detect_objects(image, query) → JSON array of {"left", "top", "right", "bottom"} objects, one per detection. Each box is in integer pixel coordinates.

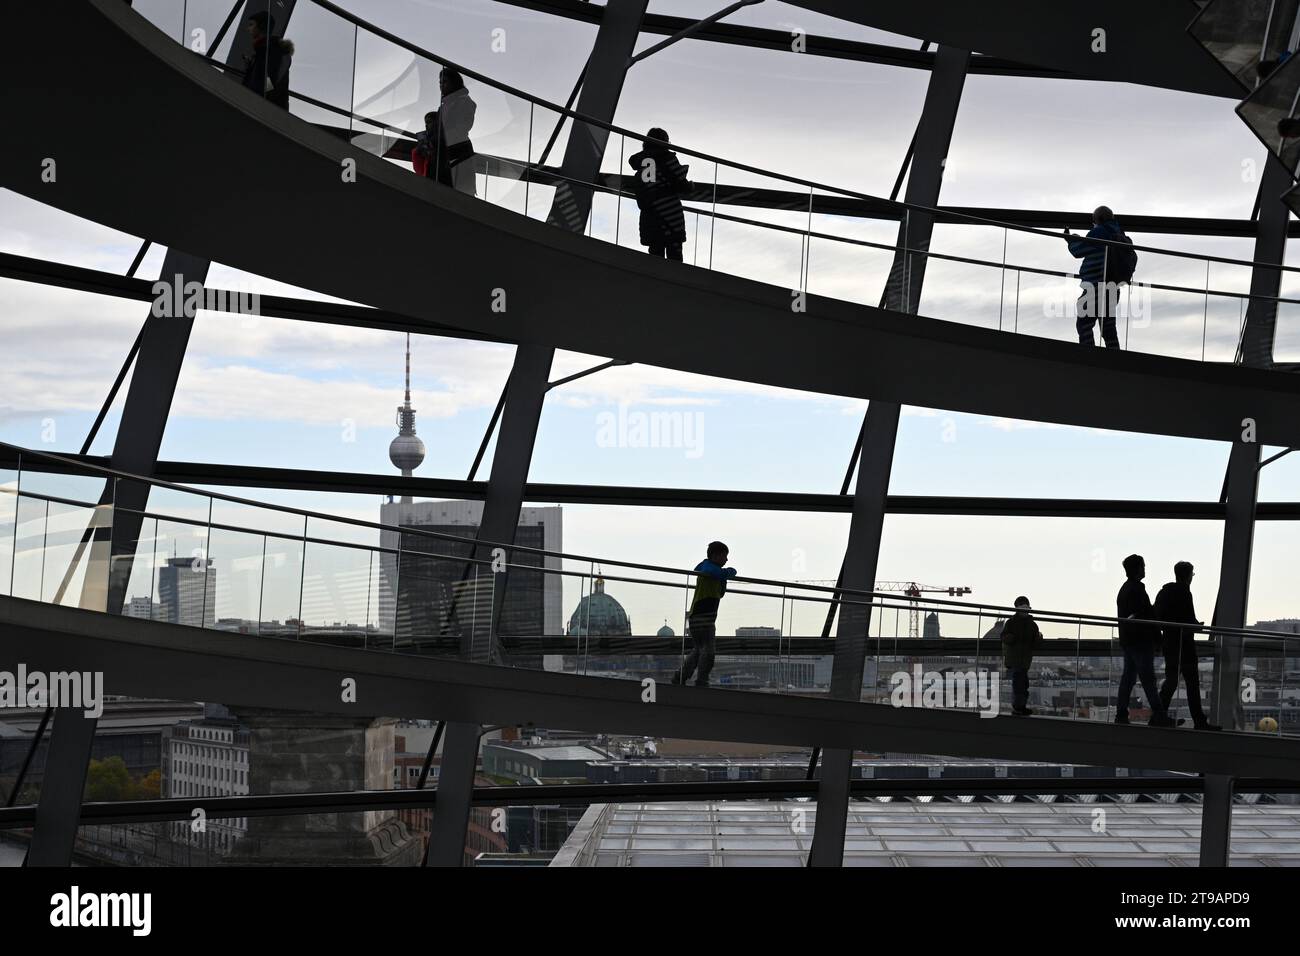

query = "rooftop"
[{"left": 552, "top": 801, "right": 1300, "bottom": 867}]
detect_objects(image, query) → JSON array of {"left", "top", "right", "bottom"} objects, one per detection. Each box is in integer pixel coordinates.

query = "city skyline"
[{"left": 4, "top": 0, "right": 1300, "bottom": 888}]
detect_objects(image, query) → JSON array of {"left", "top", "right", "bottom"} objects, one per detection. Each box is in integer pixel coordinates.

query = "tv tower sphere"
[{"left": 389, "top": 333, "right": 426, "bottom": 476}]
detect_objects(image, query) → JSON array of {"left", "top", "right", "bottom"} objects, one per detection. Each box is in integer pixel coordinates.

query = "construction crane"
[
  {"left": 800, "top": 580, "right": 972, "bottom": 639},
  {"left": 876, "top": 582, "right": 973, "bottom": 639}
]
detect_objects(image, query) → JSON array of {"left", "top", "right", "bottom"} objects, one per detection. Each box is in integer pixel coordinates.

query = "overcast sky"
[{"left": 3, "top": 0, "right": 1300, "bottom": 635}]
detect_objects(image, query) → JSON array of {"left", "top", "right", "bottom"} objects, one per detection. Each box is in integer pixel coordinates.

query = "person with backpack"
[
  {"left": 628, "top": 128, "right": 691, "bottom": 261},
  {"left": 1064, "top": 206, "right": 1136, "bottom": 349}
]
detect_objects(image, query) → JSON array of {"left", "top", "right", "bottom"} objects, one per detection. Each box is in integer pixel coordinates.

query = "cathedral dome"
[{"left": 568, "top": 576, "right": 631, "bottom": 637}]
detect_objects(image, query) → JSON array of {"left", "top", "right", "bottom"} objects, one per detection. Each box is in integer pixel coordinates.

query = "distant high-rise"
[
  {"left": 378, "top": 500, "right": 563, "bottom": 648},
  {"left": 157, "top": 557, "right": 215, "bottom": 629},
  {"left": 922, "top": 612, "right": 941, "bottom": 640}
]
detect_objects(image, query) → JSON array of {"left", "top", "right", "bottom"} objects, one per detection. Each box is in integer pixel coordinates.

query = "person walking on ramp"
[{"left": 674, "top": 541, "right": 736, "bottom": 687}]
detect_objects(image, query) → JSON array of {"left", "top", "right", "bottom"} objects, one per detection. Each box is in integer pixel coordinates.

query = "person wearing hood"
[
  {"left": 241, "top": 11, "right": 294, "bottom": 110},
  {"left": 1064, "top": 206, "right": 1135, "bottom": 349},
  {"left": 437, "top": 68, "right": 477, "bottom": 195},
  {"left": 628, "top": 128, "right": 691, "bottom": 261}
]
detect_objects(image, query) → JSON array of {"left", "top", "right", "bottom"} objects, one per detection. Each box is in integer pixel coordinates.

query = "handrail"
[
  {"left": 528, "top": 163, "right": 1299, "bottom": 309},
  {"left": 298, "top": 0, "right": 1300, "bottom": 275},
  {"left": 156, "top": 0, "right": 1292, "bottom": 366},
  {"left": 7, "top": 439, "right": 1300, "bottom": 644}
]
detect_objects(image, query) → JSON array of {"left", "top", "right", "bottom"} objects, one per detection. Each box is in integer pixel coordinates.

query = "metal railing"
[{"left": 2, "top": 440, "right": 1296, "bottom": 734}]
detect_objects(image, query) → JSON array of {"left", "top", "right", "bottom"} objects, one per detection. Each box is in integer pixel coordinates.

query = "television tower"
[{"left": 388, "top": 333, "right": 425, "bottom": 503}]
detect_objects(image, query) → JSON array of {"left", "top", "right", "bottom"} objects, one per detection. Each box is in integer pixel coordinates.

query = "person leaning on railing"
[
  {"left": 1063, "top": 206, "right": 1137, "bottom": 350},
  {"left": 673, "top": 541, "right": 736, "bottom": 688},
  {"left": 628, "top": 128, "right": 691, "bottom": 261}
]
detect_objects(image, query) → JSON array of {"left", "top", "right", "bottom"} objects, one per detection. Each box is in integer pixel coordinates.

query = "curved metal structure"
[
  {"left": 789, "top": 0, "right": 1242, "bottom": 98},
  {"left": 2, "top": 0, "right": 1297, "bottom": 871},
  {"left": 2, "top": 1, "right": 1298, "bottom": 447}
]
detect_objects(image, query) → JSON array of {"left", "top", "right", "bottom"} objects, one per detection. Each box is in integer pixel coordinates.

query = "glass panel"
[
  {"left": 141, "top": 518, "right": 216, "bottom": 628},
  {"left": 260, "top": 531, "right": 308, "bottom": 636},
  {"left": 806, "top": 214, "right": 899, "bottom": 308},
  {"left": 181, "top": 0, "right": 244, "bottom": 63},
  {"left": 0, "top": 462, "right": 18, "bottom": 598},
  {"left": 12, "top": 467, "right": 104, "bottom": 509},
  {"left": 281, "top": 1, "right": 360, "bottom": 130},
  {"left": 40, "top": 499, "right": 112, "bottom": 610},
  {"left": 207, "top": 526, "right": 267, "bottom": 633},
  {"left": 118, "top": 516, "right": 161, "bottom": 620},
  {"left": 392, "top": 547, "right": 467, "bottom": 657},
  {"left": 523, "top": 102, "right": 569, "bottom": 222},
  {"left": 10, "top": 495, "right": 48, "bottom": 602},
  {"left": 350, "top": 27, "right": 434, "bottom": 160},
  {"left": 300, "top": 540, "right": 378, "bottom": 649}
]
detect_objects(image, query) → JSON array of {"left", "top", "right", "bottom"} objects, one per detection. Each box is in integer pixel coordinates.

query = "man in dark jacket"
[
  {"left": 1000, "top": 596, "right": 1042, "bottom": 716},
  {"left": 1115, "top": 554, "right": 1177, "bottom": 726},
  {"left": 628, "top": 128, "right": 690, "bottom": 261},
  {"left": 242, "top": 12, "right": 294, "bottom": 109},
  {"left": 1065, "top": 206, "right": 1126, "bottom": 349},
  {"left": 1153, "top": 561, "right": 1221, "bottom": 731}
]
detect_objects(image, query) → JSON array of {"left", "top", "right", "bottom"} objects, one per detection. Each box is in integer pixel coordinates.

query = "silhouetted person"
[
  {"left": 674, "top": 541, "right": 736, "bottom": 687},
  {"left": 1115, "top": 554, "right": 1176, "bottom": 727},
  {"left": 438, "top": 68, "right": 477, "bottom": 195},
  {"left": 1064, "top": 206, "right": 1136, "bottom": 349},
  {"left": 1154, "top": 561, "right": 1221, "bottom": 731},
  {"left": 411, "top": 111, "right": 449, "bottom": 182},
  {"left": 241, "top": 11, "right": 293, "bottom": 109},
  {"left": 629, "top": 128, "right": 690, "bottom": 261},
  {"left": 1000, "top": 596, "right": 1043, "bottom": 716}
]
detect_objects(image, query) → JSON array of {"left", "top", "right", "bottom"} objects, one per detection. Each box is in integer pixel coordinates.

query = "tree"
[
  {"left": 84, "top": 756, "right": 132, "bottom": 802},
  {"left": 133, "top": 769, "right": 161, "bottom": 800}
]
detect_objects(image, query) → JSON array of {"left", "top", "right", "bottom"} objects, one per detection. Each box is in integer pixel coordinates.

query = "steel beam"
[
  {"left": 1238, "top": 153, "right": 1291, "bottom": 367},
  {"left": 1207, "top": 148, "right": 1286, "bottom": 730},
  {"left": 1199, "top": 774, "right": 1235, "bottom": 866},
  {"left": 424, "top": 721, "right": 482, "bottom": 867},
  {"left": 1210, "top": 438, "right": 1262, "bottom": 731},
  {"left": 429, "top": 0, "right": 649, "bottom": 867},
  {"left": 811, "top": 45, "right": 969, "bottom": 868},
  {"left": 24, "top": 709, "right": 97, "bottom": 866},
  {"left": 9, "top": 596, "right": 1300, "bottom": 779}
]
